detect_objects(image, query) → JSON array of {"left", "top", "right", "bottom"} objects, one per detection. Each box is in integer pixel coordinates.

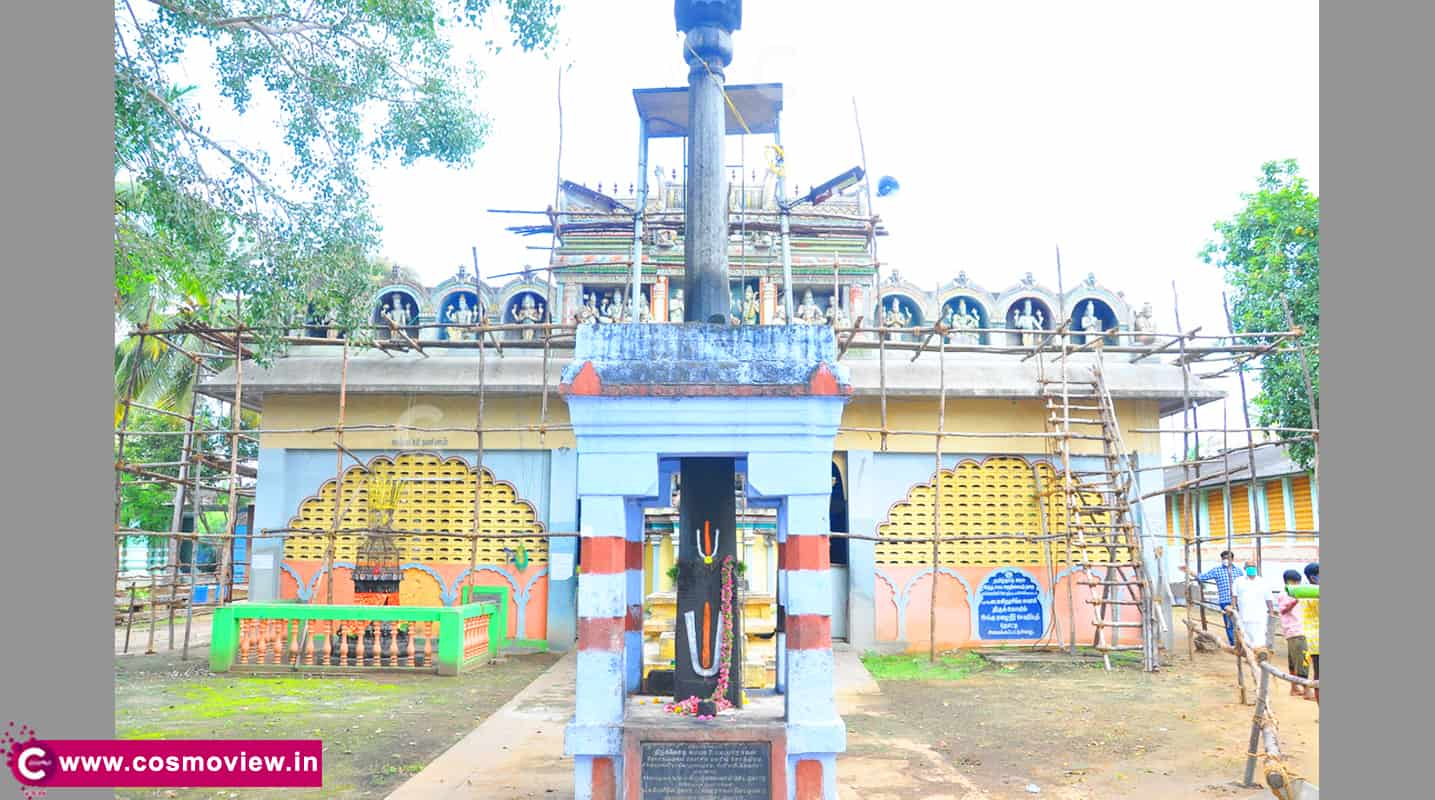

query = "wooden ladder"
[{"left": 1039, "top": 358, "right": 1159, "bottom": 671}]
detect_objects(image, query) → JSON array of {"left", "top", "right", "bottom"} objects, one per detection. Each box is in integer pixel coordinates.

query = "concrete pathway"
[
  {"left": 388, "top": 650, "right": 578, "bottom": 799},
  {"left": 390, "top": 646, "right": 883, "bottom": 799}
]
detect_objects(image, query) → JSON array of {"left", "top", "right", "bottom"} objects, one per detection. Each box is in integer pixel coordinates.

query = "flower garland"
[{"left": 665, "top": 555, "right": 736, "bottom": 720}]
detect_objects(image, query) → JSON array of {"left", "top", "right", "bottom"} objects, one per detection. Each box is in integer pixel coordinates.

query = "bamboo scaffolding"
[
  {"left": 928, "top": 319, "right": 946, "bottom": 663},
  {"left": 325, "top": 339, "right": 350, "bottom": 605},
  {"left": 112, "top": 288, "right": 1317, "bottom": 682}
]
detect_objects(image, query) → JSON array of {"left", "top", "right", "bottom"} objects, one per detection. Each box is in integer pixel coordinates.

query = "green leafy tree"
[
  {"left": 114, "top": 0, "right": 561, "bottom": 360},
  {"left": 1201, "top": 160, "right": 1319, "bottom": 469},
  {"left": 118, "top": 406, "right": 260, "bottom": 534}
]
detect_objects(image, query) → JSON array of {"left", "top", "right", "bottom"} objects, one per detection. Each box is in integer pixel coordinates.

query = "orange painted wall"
[
  {"left": 873, "top": 565, "right": 1142, "bottom": 651},
  {"left": 280, "top": 560, "right": 547, "bottom": 641}
]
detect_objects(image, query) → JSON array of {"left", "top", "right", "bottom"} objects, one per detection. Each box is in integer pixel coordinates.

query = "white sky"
[{"left": 177, "top": 0, "right": 1320, "bottom": 462}]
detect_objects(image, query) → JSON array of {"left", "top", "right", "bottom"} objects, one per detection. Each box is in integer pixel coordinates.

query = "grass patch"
[
  {"left": 861, "top": 651, "right": 987, "bottom": 681},
  {"left": 171, "top": 677, "right": 403, "bottom": 720}
]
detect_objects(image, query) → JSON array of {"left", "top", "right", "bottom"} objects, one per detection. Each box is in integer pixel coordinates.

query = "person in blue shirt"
[{"left": 1180, "top": 549, "right": 1240, "bottom": 646}]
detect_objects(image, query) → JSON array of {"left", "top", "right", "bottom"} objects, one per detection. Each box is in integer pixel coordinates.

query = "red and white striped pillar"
[
  {"left": 780, "top": 493, "right": 845, "bottom": 800},
  {"left": 569, "top": 495, "right": 629, "bottom": 800}
]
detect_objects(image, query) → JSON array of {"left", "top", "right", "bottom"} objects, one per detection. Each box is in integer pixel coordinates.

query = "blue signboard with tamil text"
[{"left": 976, "top": 568, "right": 1044, "bottom": 640}]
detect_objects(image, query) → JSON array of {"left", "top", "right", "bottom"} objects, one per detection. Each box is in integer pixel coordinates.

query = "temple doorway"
[{"left": 830, "top": 460, "right": 850, "bottom": 641}]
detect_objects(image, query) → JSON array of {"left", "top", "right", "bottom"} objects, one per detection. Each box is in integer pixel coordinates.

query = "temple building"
[
  {"left": 1164, "top": 444, "right": 1318, "bottom": 580},
  {"left": 199, "top": 84, "right": 1223, "bottom": 692}
]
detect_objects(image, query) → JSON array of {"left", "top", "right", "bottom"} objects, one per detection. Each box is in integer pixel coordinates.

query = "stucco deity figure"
[
  {"left": 514, "top": 295, "right": 545, "bottom": 340},
  {"left": 948, "top": 298, "right": 981, "bottom": 345},
  {"left": 1080, "top": 301, "right": 1104, "bottom": 341},
  {"left": 825, "top": 296, "right": 849, "bottom": 329},
  {"left": 446, "top": 296, "right": 474, "bottom": 340},
  {"left": 883, "top": 297, "right": 911, "bottom": 330},
  {"left": 772, "top": 294, "right": 788, "bottom": 325},
  {"left": 796, "top": 290, "right": 824, "bottom": 325},
  {"left": 574, "top": 293, "right": 598, "bottom": 325},
  {"left": 741, "top": 285, "right": 759, "bottom": 326},
  {"left": 1012, "top": 299, "right": 1044, "bottom": 346},
  {"left": 668, "top": 289, "right": 685, "bottom": 323},
  {"left": 634, "top": 290, "right": 652, "bottom": 323},
  {"left": 612, "top": 289, "right": 627, "bottom": 323},
  {"left": 1133, "top": 301, "right": 1156, "bottom": 345},
  {"left": 389, "top": 294, "right": 410, "bottom": 330},
  {"left": 598, "top": 292, "right": 617, "bottom": 324}
]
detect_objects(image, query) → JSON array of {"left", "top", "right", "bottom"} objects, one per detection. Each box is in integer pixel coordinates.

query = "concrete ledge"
[
  {"left": 564, "top": 721, "right": 624, "bottom": 756},
  {"left": 560, "top": 323, "right": 853, "bottom": 396},
  {"left": 200, "top": 350, "right": 1220, "bottom": 413},
  {"left": 785, "top": 721, "right": 847, "bottom": 755}
]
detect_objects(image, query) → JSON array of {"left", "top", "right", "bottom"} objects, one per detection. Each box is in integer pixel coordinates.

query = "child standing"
[{"left": 1277, "top": 569, "right": 1308, "bottom": 696}]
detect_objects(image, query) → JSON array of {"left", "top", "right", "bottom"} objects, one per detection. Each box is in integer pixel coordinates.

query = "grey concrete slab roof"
[
  {"left": 199, "top": 348, "right": 1223, "bottom": 416},
  {"left": 1162, "top": 445, "right": 1305, "bottom": 489}
]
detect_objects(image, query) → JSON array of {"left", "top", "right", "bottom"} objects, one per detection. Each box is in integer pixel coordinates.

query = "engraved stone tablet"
[{"left": 639, "top": 740, "right": 771, "bottom": 800}]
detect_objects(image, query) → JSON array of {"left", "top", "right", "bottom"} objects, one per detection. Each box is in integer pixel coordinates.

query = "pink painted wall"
[
  {"left": 874, "top": 565, "right": 1143, "bottom": 651},
  {"left": 280, "top": 559, "right": 548, "bottom": 641}
]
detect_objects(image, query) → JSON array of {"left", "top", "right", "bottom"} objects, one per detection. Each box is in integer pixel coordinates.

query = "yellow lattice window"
[
  {"left": 874, "top": 456, "right": 1126, "bottom": 566},
  {"left": 1166, "top": 497, "right": 1178, "bottom": 548},
  {"left": 1291, "top": 475, "right": 1315, "bottom": 532},
  {"left": 1230, "top": 483, "right": 1253, "bottom": 534},
  {"left": 1206, "top": 489, "right": 1228, "bottom": 538},
  {"left": 282, "top": 452, "right": 548, "bottom": 565},
  {"left": 1264, "top": 481, "right": 1288, "bottom": 531}
]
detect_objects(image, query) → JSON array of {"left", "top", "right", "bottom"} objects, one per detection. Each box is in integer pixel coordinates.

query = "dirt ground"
[
  {"left": 114, "top": 646, "right": 560, "bottom": 800},
  {"left": 840, "top": 622, "right": 1319, "bottom": 798}
]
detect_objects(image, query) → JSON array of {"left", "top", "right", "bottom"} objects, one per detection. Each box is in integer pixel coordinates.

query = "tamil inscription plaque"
[{"left": 640, "top": 740, "right": 771, "bottom": 800}]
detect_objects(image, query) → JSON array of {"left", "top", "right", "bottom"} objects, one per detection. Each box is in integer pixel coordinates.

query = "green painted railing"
[{"left": 211, "top": 598, "right": 503, "bottom": 676}]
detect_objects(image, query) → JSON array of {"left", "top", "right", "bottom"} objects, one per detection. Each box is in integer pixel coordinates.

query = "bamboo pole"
[
  {"left": 1282, "top": 298, "right": 1320, "bottom": 492},
  {"left": 875, "top": 263, "right": 888, "bottom": 452},
  {"left": 326, "top": 339, "right": 350, "bottom": 605},
  {"left": 218, "top": 296, "right": 244, "bottom": 607},
  {"left": 1055, "top": 249, "right": 1078, "bottom": 655},
  {"left": 929, "top": 329, "right": 946, "bottom": 663},
  {"left": 146, "top": 568, "right": 159, "bottom": 655},
  {"left": 468, "top": 319, "right": 488, "bottom": 590},
  {"left": 166, "top": 362, "right": 202, "bottom": 648},
  {"left": 1171, "top": 283, "right": 1207, "bottom": 636},
  {"left": 123, "top": 583, "right": 137, "bottom": 654}
]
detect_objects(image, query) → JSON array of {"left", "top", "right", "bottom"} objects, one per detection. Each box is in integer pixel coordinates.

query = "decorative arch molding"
[
  {"left": 495, "top": 281, "right": 553, "bottom": 337},
  {"left": 449, "top": 564, "right": 520, "bottom": 609},
  {"left": 1065, "top": 274, "right": 1131, "bottom": 328},
  {"left": 372, "top": 283, "right": 428, "bottom": 315},
  {"left": 895, "top": 566, "right": 974, "bottom": 641},
  {"left": 281, "top": 451, "right": 548, "bottom": 566},
  {"left": 874, "top": 290, "right": 927, "bottom": 326}
]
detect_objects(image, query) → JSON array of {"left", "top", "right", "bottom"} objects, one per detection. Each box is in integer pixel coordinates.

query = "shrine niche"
[
  {"left": 1068, "top": 297, "right": 1119, "bottom": 346},
  {"left": 373, "top": 287, "right": 422, "bottom": 341},
  {"left": 876, "top": 292, "right": 924, "bottom": 340},
  {"left": 1003, "top": 296, "right": 1055, "bottom": 346},
  {"left": 436, "top": 288, "right": 482, "bottom": 341},
  {"left": 938, "top": 294, "right": 990, "bottom": 345},
  {"left": 503, "top": 289, "right": 550, "bottom": 341},
  {"left": 1065, "top": 274, "right": 1131, "bottom": 346}
]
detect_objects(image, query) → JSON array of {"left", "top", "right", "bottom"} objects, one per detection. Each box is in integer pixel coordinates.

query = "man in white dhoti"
[{"left": 1231, "top": 561, "right": 1274, "bottom": 649}]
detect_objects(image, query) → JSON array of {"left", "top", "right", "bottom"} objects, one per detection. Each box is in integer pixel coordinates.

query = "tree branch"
[
  {"left": 120, "top": 70, "right": 295, "bottom": 213},
  {"left": 145, "top": 0, "right": 333, "bottom": 36}
]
